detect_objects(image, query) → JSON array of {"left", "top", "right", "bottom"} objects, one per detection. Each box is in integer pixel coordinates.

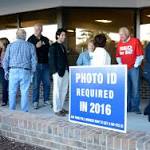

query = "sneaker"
[
  {"left": 136, "top": 110, "right": 142, "bottom": 114},
  {"left": 44, "top": 101, "right": 50, "bottom": 106},
  {"left": 62, "top": 109, "right": 69, "bottom": 114},
  {"left": 55, "top": 111, "right": 66, "bottom": 117},
  {"left": 50, "top": 103, "right": 53, "bottom": 108},
  {"left": 33, "top": 102, "right": 39, "bottom": 109},
  {"left": 1, "top": 102, "right": 7, "bottom": 106}
]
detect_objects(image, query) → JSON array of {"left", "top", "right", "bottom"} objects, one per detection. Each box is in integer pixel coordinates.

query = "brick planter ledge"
[{"left": 0, "top": 108, "right": 150, "bottom": 150}]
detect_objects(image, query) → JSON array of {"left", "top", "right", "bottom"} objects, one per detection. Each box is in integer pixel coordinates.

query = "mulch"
[{"left": 0, "top": 136, "right": 50, "bottom": 150}]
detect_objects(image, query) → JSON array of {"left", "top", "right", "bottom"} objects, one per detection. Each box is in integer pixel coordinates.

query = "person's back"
[
  {"left": 8, "top": 39, "right": 35, "bottom": 69},
  {"left": 2, "top": 29, "right": 37, "bottom": 112},
  {"left": 91, "top": 47, "right": 111, "bottom": 66},
  {"left": 91, "top": 34, "right": 111, "bottom": 66},
  {"left": 76, "top": 51, "right": 91, "bottom": 66}
]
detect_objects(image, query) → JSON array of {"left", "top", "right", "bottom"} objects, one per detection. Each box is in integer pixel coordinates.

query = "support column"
[
  {"left": 17, "top": 14, "right": 21, "bottom": 28},
  {"left": 134, "top": 9, "right": 141, "bottom": 39},
  {"left": 57, "top": 7, "right": 65, "bottom": 29}
]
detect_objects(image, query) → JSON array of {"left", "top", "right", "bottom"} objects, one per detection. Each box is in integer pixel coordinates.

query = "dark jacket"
[
  {"left": 49, "top": 42, "right": 69, "bottom": 77},
  {"left": 28, "top": 34, "right": 50, "bottom": 64},
  {"left": 145, "top": 43, "right": 150, "bottom": 63},
  {"left": 143, "top": 43, "right": 150, "bottom": 82}
]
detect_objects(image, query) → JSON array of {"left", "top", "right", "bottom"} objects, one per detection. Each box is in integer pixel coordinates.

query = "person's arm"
[
  {"left": 28, "top": 36, "right": 36, "bottom": 45},
  {"left": 30, "top": 44, "right": 37, "bottom": 73},
  {"left": 116, "top": 44, "right": 122, "bottom": 65},
  {"left": 49, "top": 45, "right": 57, "bottom": 75},
  {"left": 134, "top": 55, "right": 144, "bottom": 68},
  {"left": 134, "top": 39, "right": 144, "bottom": 68},
  {"left": 38, "top": 37, "right": 50, "bottom": 50},
  {"left": 2, "top": 44, "right": 10, "bottom": 80},
  {"left": 28, "top": 36, "right": 41, "bottom": 49},
  {"left": 76, "top": 53, "right": 83, "bottom": 65},
  {"left": 43, "top": 38, "right": 50, "bottom": 50}
]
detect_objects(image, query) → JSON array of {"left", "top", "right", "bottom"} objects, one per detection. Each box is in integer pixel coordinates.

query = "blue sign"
[{"left": 69, "top": 65, "right": 127, "bottom": 133}]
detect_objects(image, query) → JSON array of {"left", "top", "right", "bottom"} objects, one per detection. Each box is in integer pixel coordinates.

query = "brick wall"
[{"left": 0, "top": 108, "right": 150, "bottom": 150}]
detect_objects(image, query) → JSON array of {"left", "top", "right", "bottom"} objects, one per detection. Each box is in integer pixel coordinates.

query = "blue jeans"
[
  {"left": 127, "top": 67, "right": 141, "bottom": 112},
  {"left": 32, "top": 64, "right": 50, "bottom": 103},
  {"left": 9, "top": 68, "right": 31, "bottom": 112}
]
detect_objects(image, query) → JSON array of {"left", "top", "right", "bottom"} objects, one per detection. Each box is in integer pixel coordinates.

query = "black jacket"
[
  {"left": 28, "top": 34, "right": 50, "bottom": 64},
  {"left": 49, "top": 42, "right": 69, "bottom": 77}
]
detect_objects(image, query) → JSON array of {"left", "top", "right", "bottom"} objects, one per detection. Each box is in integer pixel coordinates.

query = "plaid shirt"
[{"left": 3, "top": 39, "right": 37, "bottom": 74}]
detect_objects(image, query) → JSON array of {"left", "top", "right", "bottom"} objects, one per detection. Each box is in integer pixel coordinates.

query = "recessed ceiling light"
[
  {"left": 95, "top": 19, "right": 112, "bottom": 23},
  {"left": 146, "top": 15, "right": 150, "bottom": 17},
  {"left": 67, "top": 29, "right": 75, "bottom": 33}
]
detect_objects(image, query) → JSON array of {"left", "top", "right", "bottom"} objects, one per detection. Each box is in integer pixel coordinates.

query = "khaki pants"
[{"left": 52, "top": 70, "right": 69, "bottom": 112}]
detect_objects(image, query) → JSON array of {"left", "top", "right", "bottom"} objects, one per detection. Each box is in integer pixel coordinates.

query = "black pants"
[{"left": 0, "top": 67, "right": 8, "bottom": 104}]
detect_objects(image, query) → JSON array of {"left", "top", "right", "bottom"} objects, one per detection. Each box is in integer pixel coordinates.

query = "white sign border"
[{"left": 69, "top": 65, "right": 127, "bottom": 133}]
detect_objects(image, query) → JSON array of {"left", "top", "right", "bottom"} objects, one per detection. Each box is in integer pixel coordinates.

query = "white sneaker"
[
  {"left": 33, "top": 102, "right": 39, "bottom": 109},
  {"left": 44, "top": 101, "right": 50, "bottom": 106}
]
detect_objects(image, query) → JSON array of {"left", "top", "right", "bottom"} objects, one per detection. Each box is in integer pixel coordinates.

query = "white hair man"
[{"left": 3, "top": 29, "right": 37, "bottom": 112}]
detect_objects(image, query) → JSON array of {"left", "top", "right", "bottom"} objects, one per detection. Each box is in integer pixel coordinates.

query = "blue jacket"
[{"left": 76, "top": 51, "right": 92, "bottom": 66}]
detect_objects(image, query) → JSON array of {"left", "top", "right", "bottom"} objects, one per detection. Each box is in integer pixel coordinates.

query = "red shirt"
[{"left": 116, "top": 37, "right": 144, "bottom": 69}]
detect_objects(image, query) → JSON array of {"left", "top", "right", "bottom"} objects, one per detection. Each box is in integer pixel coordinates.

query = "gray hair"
[
  {"left": 16, "top": 29, "right": 26, "bottom": 40},
  {"left": 119, "top": 27, "right": 130, "bottom": 36}
]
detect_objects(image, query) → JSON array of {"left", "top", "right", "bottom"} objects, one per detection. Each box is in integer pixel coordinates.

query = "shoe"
[
  {"left": 50, "top": 103, "right": 53, "bottom": 108},
  {"left": 33, "top": 102, "right": 39, "bottom": 109},
  {"left": 135, "top": 110, "right": 142, "bottom": 114},
  {"left": 55, "top": 111, "right": 66, "bottom": 117},
  {"left": 62, "top": 109, "right": 69, "bottom": 114},
  {"left": 44, "top": 101, "right": 50, "bottom": 106},
  {"left": 1, "top": 102, "right": 7, "bottom": 106}
]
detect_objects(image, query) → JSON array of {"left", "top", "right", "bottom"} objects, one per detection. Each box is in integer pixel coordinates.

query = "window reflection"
[{"left": 0, "top": 24, "right": 57, "bottom": 43}]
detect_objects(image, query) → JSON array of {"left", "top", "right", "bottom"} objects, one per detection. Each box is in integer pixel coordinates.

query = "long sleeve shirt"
[
  {"left": 76, "top": 50, "right": 93, "bottom": 66},
  {"left": 3, "top": 39, "right": 37, "bottom": 74},
  {"left": 116, "top": 56, "right": 144, "bottom": 68}
]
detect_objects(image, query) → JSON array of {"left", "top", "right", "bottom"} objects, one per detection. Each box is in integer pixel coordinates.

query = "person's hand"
[
  {"left": 5, "top": 72, "right": 9, "bottom": 80},
  {"left": 36, "top": 41, "right": 42, "bottom": 48},
  {"left": 134, "top": 64, "right": 139, "bottom": 68}
]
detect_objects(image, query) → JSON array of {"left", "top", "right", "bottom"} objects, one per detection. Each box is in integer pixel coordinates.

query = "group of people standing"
[
  {"left": 0, "top": 24, "right": 149, "bottom": 119},
  {"left": 0, "top": 24, "right": 69, "bottom": 116},
  {"left": 76, "top": 27, "right": 144, "bottom": 115}
]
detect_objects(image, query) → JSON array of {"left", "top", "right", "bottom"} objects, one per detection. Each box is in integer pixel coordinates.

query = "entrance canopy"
[{"left": 0, "top": 0, "right": 150, "bottom": 16}]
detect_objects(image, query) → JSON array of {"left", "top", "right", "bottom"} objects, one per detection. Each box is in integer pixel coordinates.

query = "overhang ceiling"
[{"left": 0, "top": 0, "right": 150, "bottom": 16}]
